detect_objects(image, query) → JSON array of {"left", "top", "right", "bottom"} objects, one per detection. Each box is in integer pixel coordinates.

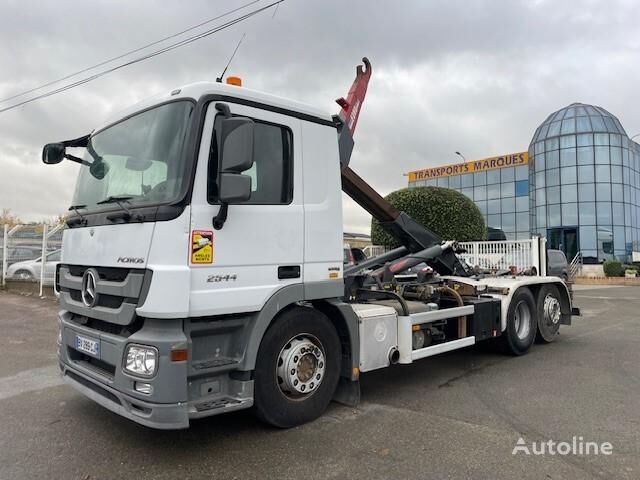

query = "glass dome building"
[
  {"left": 407, "top": 101, "right": 640, "bottom": 266},
  {"left": 529, "top": 103, "right": 640, "bottom": 264}
]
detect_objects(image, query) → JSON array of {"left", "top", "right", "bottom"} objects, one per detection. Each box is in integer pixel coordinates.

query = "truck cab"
[{"left": 51, "top": 81, "right": 350, "bottom": 428}]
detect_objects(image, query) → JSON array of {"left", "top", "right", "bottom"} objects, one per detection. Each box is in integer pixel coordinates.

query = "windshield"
[{"left": 71, "top": 100, "right": 193, "bottom": 211}]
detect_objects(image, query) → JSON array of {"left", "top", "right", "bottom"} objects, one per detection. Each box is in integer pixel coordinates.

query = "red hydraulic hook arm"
[
  {"left": 336, "top": 57, "right": 470, "bottom": 276},
  {"left": 336, "top": 58, "right": 399, "bottom": 223},
  {"left": 336, "top": 57, "right": 372, "bottom": 136}
]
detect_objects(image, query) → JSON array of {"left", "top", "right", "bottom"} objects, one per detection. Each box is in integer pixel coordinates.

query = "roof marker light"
[{"left": 226, "top": 76, "right": 242, "bottom": 87}]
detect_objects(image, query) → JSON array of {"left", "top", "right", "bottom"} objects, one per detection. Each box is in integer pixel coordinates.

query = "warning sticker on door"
[{"left": 191, "top": 230, "right": 214, "bottom": 264}]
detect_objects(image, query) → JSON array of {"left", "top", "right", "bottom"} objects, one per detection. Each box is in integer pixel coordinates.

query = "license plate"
[{"left": 75, "top": 335, "right": 99, "bottom": 357}]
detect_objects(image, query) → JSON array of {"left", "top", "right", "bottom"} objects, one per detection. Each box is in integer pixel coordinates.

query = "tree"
[
  {"left": 603, "top": 260, "right": 624, "bottom": 277},
  {"left": 0, "top": 208, "right": 22, "bottom": 228},
  {"left": 371, "top": 186, "right": 486, "bottom": 247}
]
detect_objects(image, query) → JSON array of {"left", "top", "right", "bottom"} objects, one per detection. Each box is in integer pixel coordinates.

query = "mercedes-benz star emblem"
[{"left": 81, "top": 269, "right": 99, "bottom": 308}]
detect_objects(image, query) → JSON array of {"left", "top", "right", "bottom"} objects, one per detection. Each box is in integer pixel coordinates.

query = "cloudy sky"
[{"left": 1, "top": 0, "right": 640, "bottom": 233}]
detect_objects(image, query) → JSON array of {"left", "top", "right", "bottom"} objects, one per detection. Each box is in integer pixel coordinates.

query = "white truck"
[{"left": 43, "top": 58, "right": 577, "bottom": 429}]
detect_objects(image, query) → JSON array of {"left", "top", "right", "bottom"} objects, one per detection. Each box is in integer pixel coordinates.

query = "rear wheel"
[
  {"left": 253, "top": 307, "right": 341, "bottom": 428},
  {"left": 535, "top": 284, "right": 562, "bottom": 343},
  {"left": 500, "top": 287, "right": 537, "bottom": 355}
]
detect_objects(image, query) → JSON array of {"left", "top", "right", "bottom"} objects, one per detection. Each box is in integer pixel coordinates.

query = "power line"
[
  {"left": 0, "top": 1, "right": 283, "bottom": 114},
  {"left": 0, "top": 0, "right": 262, "bottom": 105}
]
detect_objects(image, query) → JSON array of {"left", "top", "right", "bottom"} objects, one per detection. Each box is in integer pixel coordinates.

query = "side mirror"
[
  {"left": 217, "top": 116, "right": 255, "bottom": 204},
  {"left": 89, "top": 161, "right": 110, "bottom": 180},
  {"left": 219, "top": 117, "right": 255, "bottom": 173},
  {"left": 212, "top": 116, "right": 255, "bottom": 230},
  {"left": 219, "top": 173, "right": 251, "bottom": 203},
  {"left": 42, "top": 143, "right": 66, "bottom": 164}
]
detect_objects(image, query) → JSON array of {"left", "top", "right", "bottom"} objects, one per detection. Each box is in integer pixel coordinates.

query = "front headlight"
[{"left": 124, "top": 344, "right": 158, "bottom": 378}]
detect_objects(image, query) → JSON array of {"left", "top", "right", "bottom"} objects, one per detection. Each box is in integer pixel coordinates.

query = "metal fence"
[
  {"left": 1, "top": 223, "right": 64, "bottom": 294},
  {"left": 458, "top": 237, "right": 546, "bottom": 275},
  {"left": 363, "top": 245, "right": 387, "bottom": 258}
]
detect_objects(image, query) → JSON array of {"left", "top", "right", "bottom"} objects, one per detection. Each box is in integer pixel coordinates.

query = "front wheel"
[
  {"left": 13, "top": 270, "right": 34, "bottom": 281},
  {"left": 253, "top": 307, "right": 341, "bottom": 428},
  {"left": 499, "top": 287, "right": 537, "bottom": 355},
  {"left": 535, "top": 284, "right": 562, "bottom": 343}
]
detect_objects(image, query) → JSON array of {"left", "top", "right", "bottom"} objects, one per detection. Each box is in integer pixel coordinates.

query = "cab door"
[{"left": 189, "top": 101, "right": 303, "bottom": 317}]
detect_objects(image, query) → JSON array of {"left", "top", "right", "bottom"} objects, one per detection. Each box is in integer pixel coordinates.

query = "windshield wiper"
[
  {"left": 97, "top": 195, "right": 143, "bottom": 222},
  {"left": 67, "top": 204, "right": 88, "bottom": 226},
  {"left": 97, "top": 195, "right": 134, "bottom": 213}
]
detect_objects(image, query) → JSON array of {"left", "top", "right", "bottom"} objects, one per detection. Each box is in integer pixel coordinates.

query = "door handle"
[{"left": 278, "top": 265, "right": 300, "bottom": 279}]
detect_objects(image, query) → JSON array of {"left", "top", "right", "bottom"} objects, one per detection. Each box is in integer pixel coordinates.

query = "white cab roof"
[{"left": 98, "top": 81, "right": 334, "bottom": 131}]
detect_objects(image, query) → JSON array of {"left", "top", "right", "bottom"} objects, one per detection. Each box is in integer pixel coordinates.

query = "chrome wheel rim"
[
  {"left": 513, "top": 300, "right": 532, "bottom": 340},
  {"left": 543, "top": 294, "right": 561, "bottom": 325},
  {"left": 276, "top": 334, "right": 326, "bottom": 400}
]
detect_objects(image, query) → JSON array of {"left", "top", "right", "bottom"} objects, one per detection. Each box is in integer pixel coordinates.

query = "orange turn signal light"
[
  {"left": 170, "top": 349, "right": 188, "bottom": 362},
  {"left": 226, "top": 76, "right": 242, "bottom": 87}
]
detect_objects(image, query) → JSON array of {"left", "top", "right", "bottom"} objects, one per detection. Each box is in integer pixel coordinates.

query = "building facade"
[
  {"left": 407, "top": 102, "right": 640, "bottom": 264},
  {"left": 408, "top": 152, "right": 532, "bottom": 241}
]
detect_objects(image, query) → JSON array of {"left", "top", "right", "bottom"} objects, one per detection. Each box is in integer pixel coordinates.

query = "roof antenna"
[{"left": 216, "top": 33, "right": 246, "bottom": 83}]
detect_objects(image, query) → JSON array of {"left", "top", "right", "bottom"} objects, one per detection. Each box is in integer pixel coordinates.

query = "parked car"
[
  {"left": 0, "top": 246, "right": 41, "bottom": 266},
  {"left": 6, "top": 249, "right": 61, "bottom": 281},
  {"left": 487, "top": 227, "right": 507, "bottom": 241},
  {"left": 547, "top": 249, "right": 569, "bottom": 281},
  {"left": 343, "top": 244, "right": 367, "bottom": 267}
]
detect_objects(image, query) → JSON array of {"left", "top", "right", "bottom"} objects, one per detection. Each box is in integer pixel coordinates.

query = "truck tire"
[
  {"left": 500, "top": 287, "right": 537, "bottom": 356},
  {"left": 253, "top": 307, "right": 341, "bottom": 428},
  {"left": 535, "top": 284, "right": 562, "bottom": 343}
]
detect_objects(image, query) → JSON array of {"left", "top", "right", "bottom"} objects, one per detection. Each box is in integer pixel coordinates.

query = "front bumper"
[
  {"left": 58, "top": 310, "right": 253, "bottom": 429},
  {"left": 60, "top": 363, "right": 190, "bottom": 429}
]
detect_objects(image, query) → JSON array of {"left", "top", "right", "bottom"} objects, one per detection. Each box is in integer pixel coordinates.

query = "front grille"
[
  {"left": 67, "top": 265, "right": 130, "bottom": 282},
  {"left": 58, "top": 264, "right": 149, "bottom": 326},
  {"left": 68, "top": 314, "right": 143, "bottom": 337},
  {"left": 69, "top": 289, "right": 127, "bottom": 309},
  {"left": 86, "top": 318, "right": 125, "bottom": 335}
]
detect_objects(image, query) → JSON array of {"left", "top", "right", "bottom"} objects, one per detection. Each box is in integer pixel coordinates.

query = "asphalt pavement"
[{"left": 0, "top": 287, "right": 638, "bottom": 480}]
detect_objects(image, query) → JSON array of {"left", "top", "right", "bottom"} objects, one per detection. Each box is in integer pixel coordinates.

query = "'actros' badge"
[{"left": 117, "top": 257, "right": 144, "bottom": 264}]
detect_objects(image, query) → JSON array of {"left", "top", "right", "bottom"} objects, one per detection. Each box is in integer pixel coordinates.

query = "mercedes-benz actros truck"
[{"left": 43, "top": 58, "right": 576, "bottom": 429}]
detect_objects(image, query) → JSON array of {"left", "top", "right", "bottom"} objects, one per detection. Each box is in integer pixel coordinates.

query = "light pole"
[{"left": 455, "top": 151, "right": 466, "bottom": 162}]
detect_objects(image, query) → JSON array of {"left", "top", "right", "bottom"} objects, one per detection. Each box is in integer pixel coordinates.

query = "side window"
[{"left": 208, "top": 116, "right": 293, "bottom": 205}]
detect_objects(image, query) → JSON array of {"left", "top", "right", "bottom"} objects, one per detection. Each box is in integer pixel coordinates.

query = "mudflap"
[
  {"left": 560, "top": 307, "right": 579, "bottom": 326},
  {"left": 332, "top": 377, "right": 360, "bottom": 407}
]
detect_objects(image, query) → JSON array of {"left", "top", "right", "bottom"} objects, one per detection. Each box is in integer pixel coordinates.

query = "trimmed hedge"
[
  {"left": 371, "top": 186, "right": 486, "bottom": 248},
  {"left": 603, "top": 260, "right": 624, "bottom": 277}
]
